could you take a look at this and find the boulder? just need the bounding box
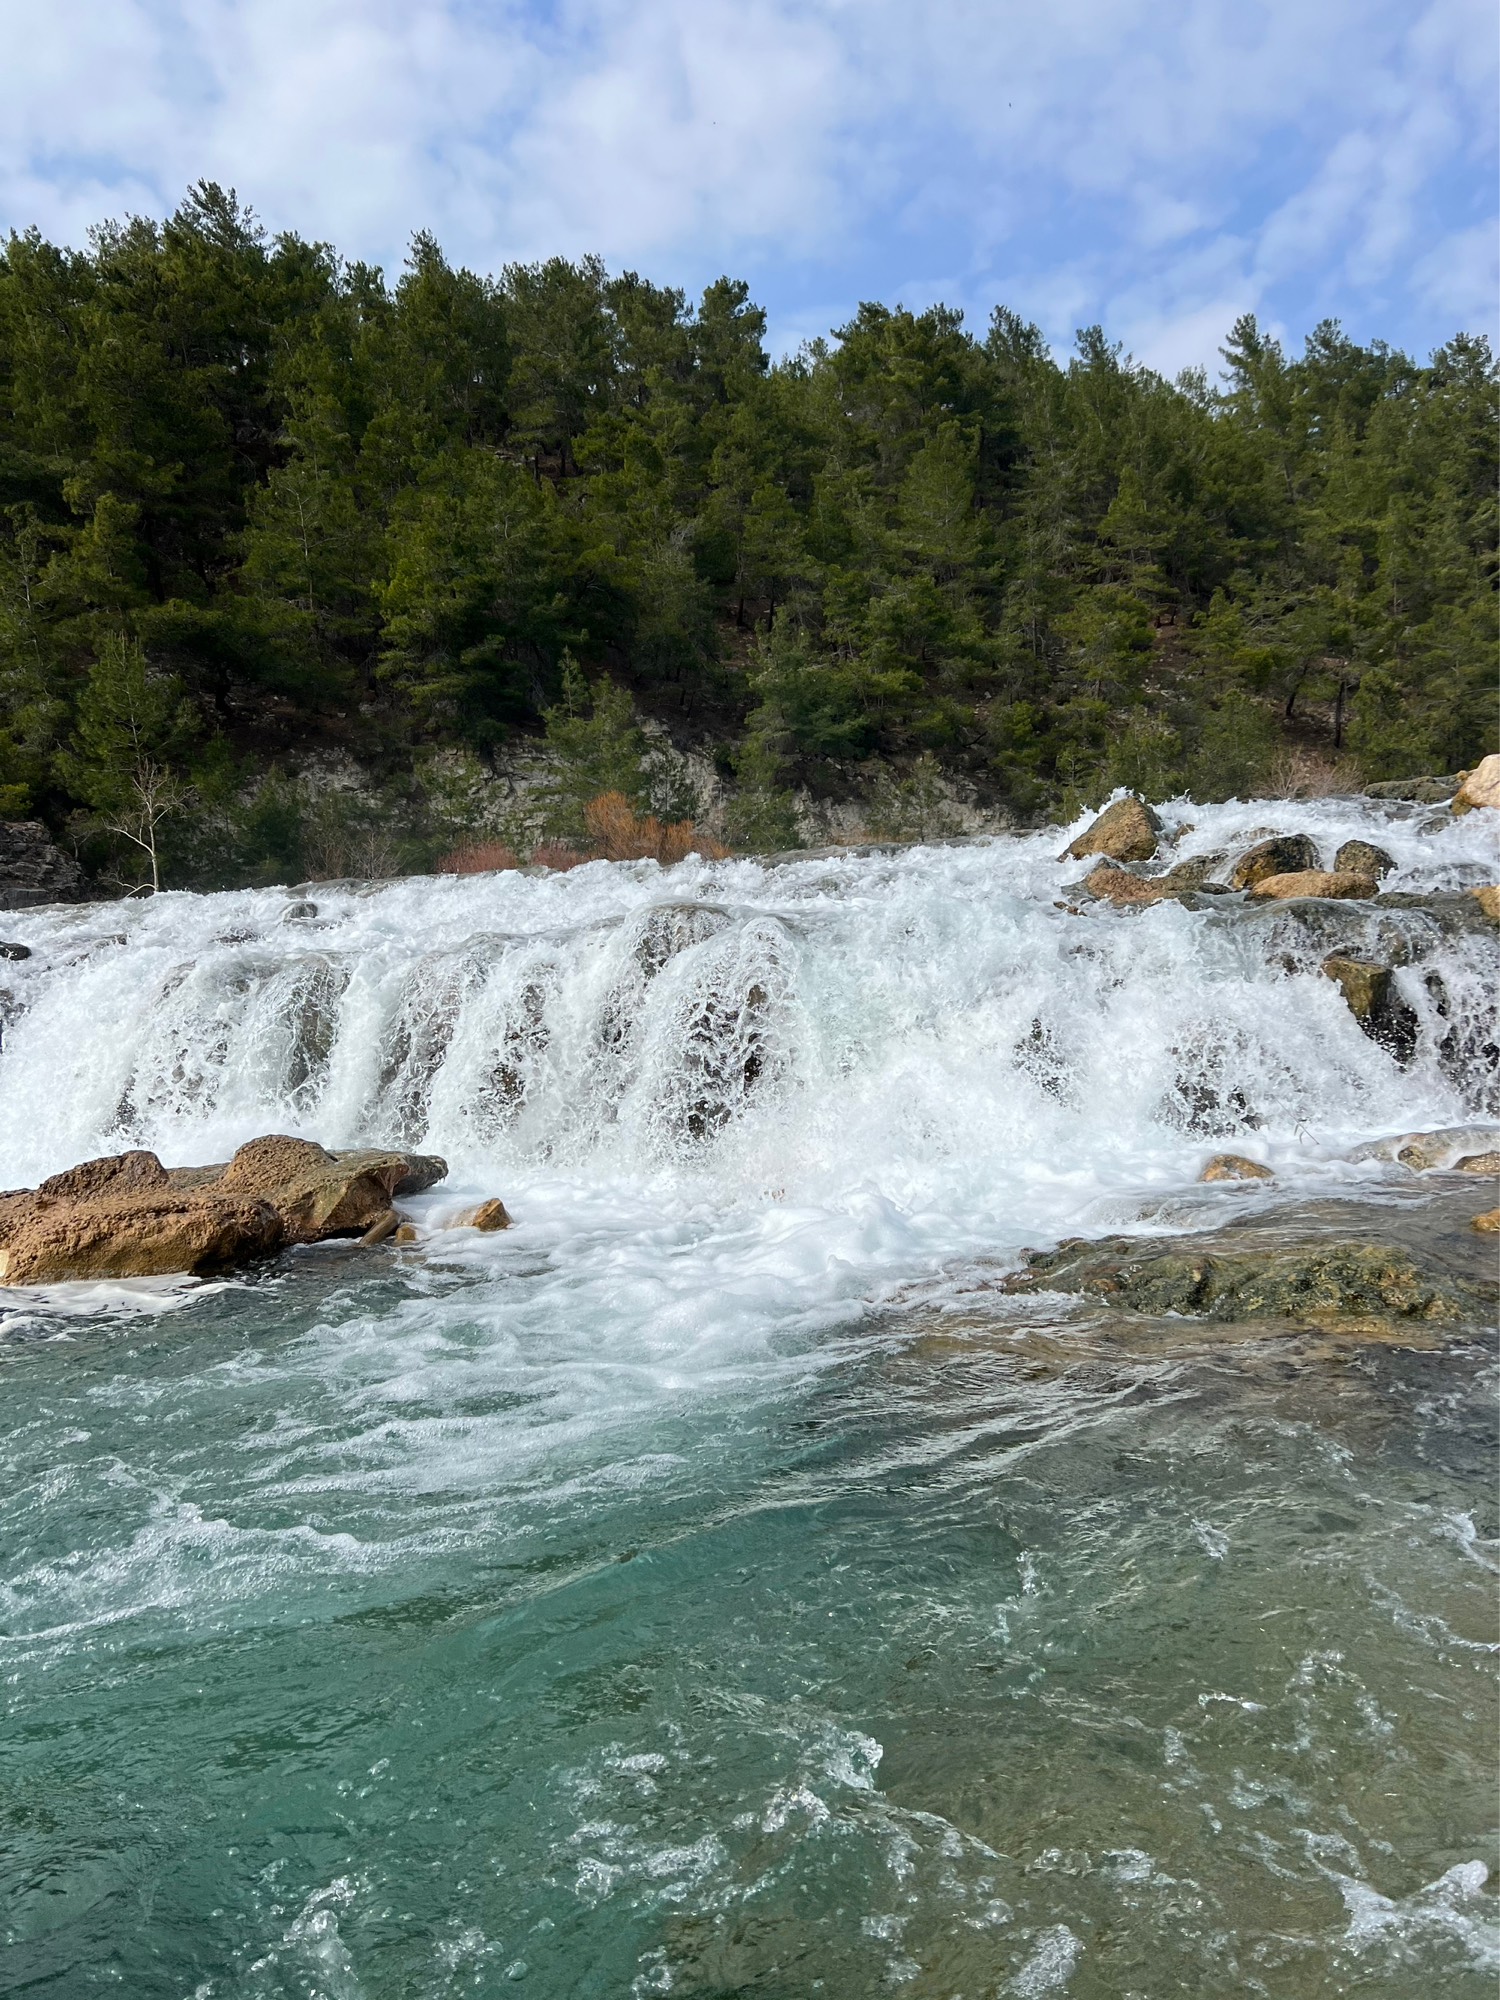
[1334,839,1395,879]
[1452,754,1500,815]
[1320,954,1418,1063]
[0,1137,451,1283]
[1473,1209,1500,1234]
[0,1177,284,1285]
[219,1135,447,1243]
[1470,886,1500,921]
[1200,1154,1273,1182]
[0,940,31,961]
[1081,862,1174,908]
[1229,834,1319,890]
[0,821,82,910]
[451,1199,512,1231]
[1456,1152,1500,1175]
[1248,869,1376,901]
[1363,776,1459,803]
[1161,853,1229,891]
[1062,796,1162,864]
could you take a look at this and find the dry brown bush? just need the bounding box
[1267,746,1362,799]
[528,840,589,871]
[582,791,729,864]
[435,840,521,875]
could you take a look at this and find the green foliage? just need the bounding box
[0,188,1492,888]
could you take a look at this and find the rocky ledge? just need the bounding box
[0,1136,451,1284]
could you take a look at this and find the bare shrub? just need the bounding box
[582,791,729,864]
[528,840,589,871]
[435,840,521,875]
[1267,746,1362,799]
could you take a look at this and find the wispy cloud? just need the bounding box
[0,0,1492,368]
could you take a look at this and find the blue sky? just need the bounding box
[2,0,1494,374]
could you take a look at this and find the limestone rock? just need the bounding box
[1473,1208,1500,1233]
[1470,886,1500,920]
[1452,753,1500,815]
[1062,796,1162,864]
[220,1135,447,1243]
[1320,954,1418,1063]
[1200,1154,1273,1182]
[1248,869,1376,901]
[1456,1152,1500,1175]
[453,1198,511,1231]
[1229,834,1319,890]
[359,1210,401,1245]
[0,821,82,910]
[1081,862,1173,907]
[0,1176,283,1285]
[1333,839,1395,879]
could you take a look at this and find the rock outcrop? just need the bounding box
[1320,953,1418,1063]
[0,822,82,910]
[1452,754,1500,815]
[1228,834,1319,890]
[1247,869,1376,901]
[1333,839,1394,879]
[0,1136,450,1284]
[1062,796,1162,864]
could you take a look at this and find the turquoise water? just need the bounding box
[3,1246,1495,1997]
[1,800,1497,1994]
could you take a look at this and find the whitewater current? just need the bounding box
[1,792,1496,1997]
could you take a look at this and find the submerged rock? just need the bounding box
[1228,834,1319,890]
[1457,1151,1500,1174]
[1200,1154,1273,1182]
[1006,1236,1476,1326]
[1334,839,1395,879]
[1452,753,1500,815]
[0,940,32,961]
[1346,1124,1500,1171]
[1062,796,1162,863]
[1320,953,1419,1064]
[0,1136,451,1284]
[1473,1208,1500,1233]
[448,1199,512,1231]
[1248,868,1376,901]
[1081,862,1174,907]
[1471,886,1500,921]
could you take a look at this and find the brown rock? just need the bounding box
[1062,796,1162,864]
[1081,862,1174,907]
[1470,886,1500,921]
[1200,1154,1274,1182]
[359,1209,400,1245]
[38,1150,170,1201]
[1229,834,1319,890]
[454,1199,512,1232]
[1334,838,1395,879]
[1452,753,1500,815]
[220,1135,448,1243]
[1457,1152,1500,1175]
[1248,869,1377,901]
[1472,1208,1500,1233]
[0,1186,283,1285]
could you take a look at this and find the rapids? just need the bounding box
[1,792,1496,1996]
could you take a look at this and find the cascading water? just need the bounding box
[1,793,1496,1998]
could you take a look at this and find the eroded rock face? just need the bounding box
[1006,1237,1474,1325]
[220,1135,447,1242]
[1334,839,1395,879]
[0,821,82,910]
[1452,753,1500,815]
[1063,796,1162,864]
[0,1137,450,1283]
[1248,869,1376,901]
[1228,835,1319,890]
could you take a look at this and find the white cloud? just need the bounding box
[0,0,1492,364]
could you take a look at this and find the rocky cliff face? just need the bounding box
[0,823,81,910]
